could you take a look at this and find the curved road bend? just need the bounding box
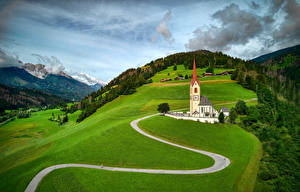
[25,114,231,192]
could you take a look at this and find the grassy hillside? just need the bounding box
[0,73,259,192]
[151,64,232,83]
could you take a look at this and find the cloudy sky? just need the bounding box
[0,0,299,81]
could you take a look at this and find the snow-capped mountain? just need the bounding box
[21,63,72,79]
[71,72,107,87]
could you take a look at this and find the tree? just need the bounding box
[173,65,177,71]
[218,112,225,123]
[229,108,237,123]
[63,114,68,123]
[235,100,248,115]
[206,67,214,74]
[57,114,61,122]
[184,74,188,79]
[157,103,170,113]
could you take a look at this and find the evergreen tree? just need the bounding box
[63,114,68,123]
[229,108,237,123]
[173,65,177,71]
[235,100,248,115]
[218,112,224,123]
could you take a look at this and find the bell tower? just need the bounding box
[190,59,200,116]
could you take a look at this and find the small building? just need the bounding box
[175,76,184,80]
[160,78,172,82]
[220,107,230,117]
[202,72,214,77]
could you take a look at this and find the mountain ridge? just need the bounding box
[0,67,96,101]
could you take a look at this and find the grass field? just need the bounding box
[0,68,260,191]
[151,64,233,83]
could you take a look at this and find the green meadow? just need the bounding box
[0,68,260,191]
[150,64,233,83]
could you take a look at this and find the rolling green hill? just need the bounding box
[0,73,260,192]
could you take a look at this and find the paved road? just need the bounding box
[25,114,231,192]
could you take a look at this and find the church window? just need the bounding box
[194,88,197,93]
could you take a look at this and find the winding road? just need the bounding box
[25,114,231,192]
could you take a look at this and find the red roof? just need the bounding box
[190,59,200,86]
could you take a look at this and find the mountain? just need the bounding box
[71,72,107,88]
[21,63,73,79]
[253,44,300,63]
[0,66,96,101]
[0,83,69,110]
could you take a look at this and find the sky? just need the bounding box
[0,0,299,82]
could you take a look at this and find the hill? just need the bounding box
[0,67,96,101]
[77,50,243,122]
[252,44,300,63]
[233,44,299,105]
[0,74,260,192]
[0,84,69,111]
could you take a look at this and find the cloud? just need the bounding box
[271,0,300,46]
[0,49,21,68]
[185,1,300,58]
[185,4,263,51]
[250,1,259,9]
[156,10,174,43]
[31,54,65,74]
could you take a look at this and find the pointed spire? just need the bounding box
[191,58,200,85]
[193,58,197,80]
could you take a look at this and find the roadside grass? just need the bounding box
[0,79,258,192]
[139,115,262,192]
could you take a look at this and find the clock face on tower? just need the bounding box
[193,95,198,101]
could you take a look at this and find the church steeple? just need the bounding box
[190,58,201,116]
[190,58,199,86]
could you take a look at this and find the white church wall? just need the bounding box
[165,114,219,124]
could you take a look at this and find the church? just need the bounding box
[189,59,219,119]
[165,59,223,123]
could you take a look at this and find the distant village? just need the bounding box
[160,70,233,82]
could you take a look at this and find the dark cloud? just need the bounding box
[185,3,263,51]
[271,0,300,47]
[0,0,22,39]
[185,0,300,57]
[0,49,21,68]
